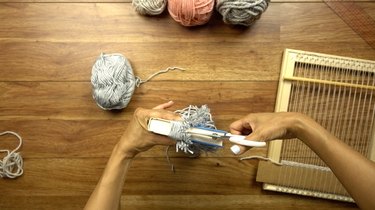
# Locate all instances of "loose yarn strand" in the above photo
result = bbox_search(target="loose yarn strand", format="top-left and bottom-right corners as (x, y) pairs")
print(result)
(0, 131), (24, 179)
(135, 67), (186, 87)
(240, 155), (282, 166)
(165, 146), (176, 173)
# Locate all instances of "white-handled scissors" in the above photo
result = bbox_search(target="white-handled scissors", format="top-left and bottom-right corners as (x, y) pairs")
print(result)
(187, 127), (266, 147)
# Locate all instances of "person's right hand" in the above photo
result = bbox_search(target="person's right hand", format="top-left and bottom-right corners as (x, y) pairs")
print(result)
(229, 112), (305, 155)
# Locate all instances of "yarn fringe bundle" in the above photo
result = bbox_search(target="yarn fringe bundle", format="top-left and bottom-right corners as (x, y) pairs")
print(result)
(132, 0), (269, 27)
(169, 105), (217, 155)
(91, 53), (184, 110)
(0, 131), (24, 179)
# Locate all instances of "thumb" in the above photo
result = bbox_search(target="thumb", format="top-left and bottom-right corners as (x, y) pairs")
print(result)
(230, 132), (263, 156)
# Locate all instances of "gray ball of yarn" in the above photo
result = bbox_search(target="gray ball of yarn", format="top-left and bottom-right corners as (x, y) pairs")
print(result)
(91, 53), (136, 110)
(132, 0), (167, 16)
(216, 0), (270, 27)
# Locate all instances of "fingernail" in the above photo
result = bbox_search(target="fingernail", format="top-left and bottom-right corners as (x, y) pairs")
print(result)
(231, 145), (241, 155)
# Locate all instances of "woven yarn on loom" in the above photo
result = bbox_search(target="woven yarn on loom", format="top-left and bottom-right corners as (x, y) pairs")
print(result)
(132, 0), (167, 16)
(216, 0), (270, 26)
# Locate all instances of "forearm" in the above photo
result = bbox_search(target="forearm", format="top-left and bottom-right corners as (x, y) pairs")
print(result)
(84, 144), (133, 210)
(294, 114), (375, 210)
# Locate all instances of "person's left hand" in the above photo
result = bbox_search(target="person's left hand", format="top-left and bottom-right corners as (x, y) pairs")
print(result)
(117, 101), (181, 157)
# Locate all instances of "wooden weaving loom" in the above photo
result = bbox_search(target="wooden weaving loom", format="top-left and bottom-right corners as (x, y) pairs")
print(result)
(256, 49), (375, 202)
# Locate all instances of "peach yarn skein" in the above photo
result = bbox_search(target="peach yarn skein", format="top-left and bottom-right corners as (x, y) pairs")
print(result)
(168, 0), (215, 26)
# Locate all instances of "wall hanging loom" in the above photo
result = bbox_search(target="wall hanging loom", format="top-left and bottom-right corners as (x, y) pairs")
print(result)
(256, 49), (375, 202)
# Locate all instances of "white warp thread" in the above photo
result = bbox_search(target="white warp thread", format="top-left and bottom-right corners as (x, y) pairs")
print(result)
(91, 53), (185, 110)
(0, 131), (24, 178)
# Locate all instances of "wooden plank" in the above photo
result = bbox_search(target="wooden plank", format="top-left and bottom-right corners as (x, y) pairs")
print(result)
(0, 42), (373, 82)
(0, 196), (88, 210)
(280, 3), (371, 42)
(0, 81), (277, 120)
(324, 0), (375, 49)
(0, 42), (283, 82)
(0, 3), (372, 43)
(0, 194), (359, 210)
(0, 3), (279, 42)
(0, 157), (260, 196)
(0, 119), (268, 158)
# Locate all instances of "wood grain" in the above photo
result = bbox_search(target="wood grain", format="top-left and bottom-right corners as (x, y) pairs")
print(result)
(1, 0), (373, 209)
(0, 42), (373, 82)
(0, 194), (358, 210)
(0, 119), (268, 158)
(0, 3), (279, 43)
(0, 158), (358, 209)
(0, 158), (259, 196)
(0, 81), (277, 120)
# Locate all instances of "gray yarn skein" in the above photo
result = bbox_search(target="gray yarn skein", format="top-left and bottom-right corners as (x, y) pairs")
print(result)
(132, 0), (167, 16)
(91, 53), (136, 110)
(91, 53), (185, 110)
(216, 0), (270, 26)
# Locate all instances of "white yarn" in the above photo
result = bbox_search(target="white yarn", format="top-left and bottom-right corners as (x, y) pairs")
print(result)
(0, 131), (24, 179)
(91, 53), (185, 110)
(169, 105), (217, 155)
(240, 155), (282, 166)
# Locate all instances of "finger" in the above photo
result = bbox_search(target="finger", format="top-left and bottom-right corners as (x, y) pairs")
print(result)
(148, 110), (181, 121)
(153, 101), (174, 110)
(230, 144), (252, 155)
(229, 120), (252, 135)
(229, 120), (245, 134)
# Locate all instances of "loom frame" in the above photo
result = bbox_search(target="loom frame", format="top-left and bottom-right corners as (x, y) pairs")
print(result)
(256, 48), (375, 202)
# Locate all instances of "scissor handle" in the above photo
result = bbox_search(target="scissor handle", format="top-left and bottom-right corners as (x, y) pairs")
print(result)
(228, 135), (266, 147)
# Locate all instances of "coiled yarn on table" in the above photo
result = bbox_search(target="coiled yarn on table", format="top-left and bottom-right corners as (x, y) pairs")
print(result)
(0, 131), (23, 179)
(91, 53), (184, 110)
(216, 0), (270, 26)
(132, 0), (167, 16)
(91, 53), (136, 110)
(168, 0), (215, 26)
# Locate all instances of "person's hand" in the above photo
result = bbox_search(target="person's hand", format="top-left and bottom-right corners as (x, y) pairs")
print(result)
(117, 101), (181, 157)
(229, 112), (306, 155)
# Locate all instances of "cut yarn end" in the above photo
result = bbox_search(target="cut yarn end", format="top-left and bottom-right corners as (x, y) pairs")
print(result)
(168, 0), (215, 26)
(91, 53), (185, 110)
(216, 0), (270, 27)
(170, 105), (217, 155)
(132, 0), (167, 16)
(0, 131), (24, 179)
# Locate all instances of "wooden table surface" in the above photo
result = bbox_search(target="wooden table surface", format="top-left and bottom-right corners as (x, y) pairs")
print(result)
(0, 0), (374, 209)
